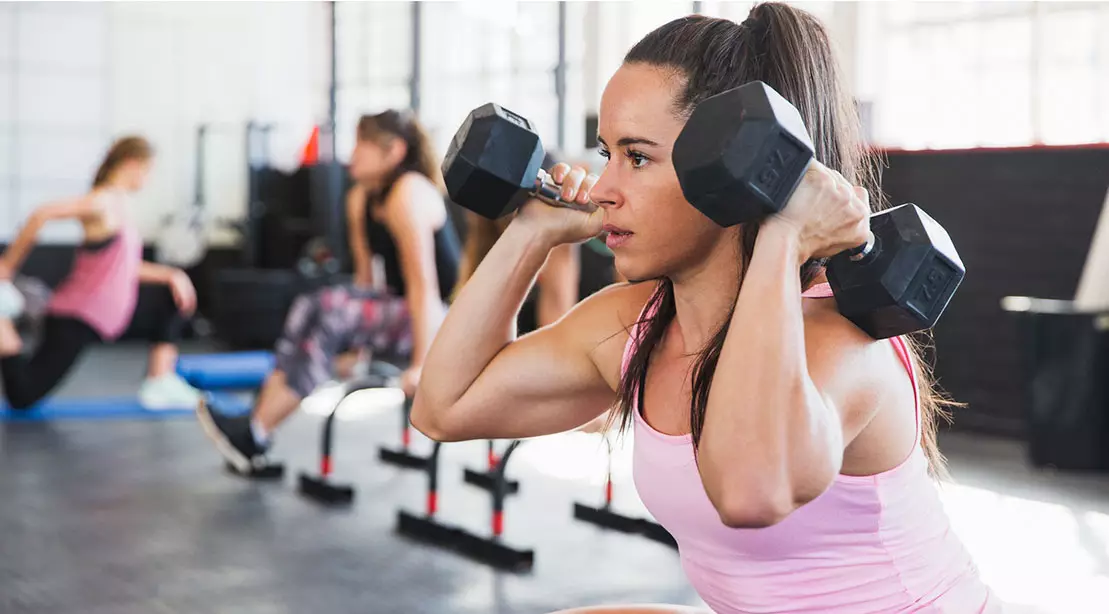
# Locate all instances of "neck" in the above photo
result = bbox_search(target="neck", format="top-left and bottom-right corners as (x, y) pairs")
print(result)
(668, 236), (744, 355)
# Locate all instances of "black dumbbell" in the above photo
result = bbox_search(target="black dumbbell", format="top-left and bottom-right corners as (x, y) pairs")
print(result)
(672, 81), (965, 339)
(442, 103), (584, 219)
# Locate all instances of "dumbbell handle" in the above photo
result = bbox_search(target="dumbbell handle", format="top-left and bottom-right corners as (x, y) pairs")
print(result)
(845, 231), (878, 263)
(532, 169), (596, 213)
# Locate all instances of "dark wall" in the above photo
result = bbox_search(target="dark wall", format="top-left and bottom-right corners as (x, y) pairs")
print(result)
(881, 145), (1109, 436)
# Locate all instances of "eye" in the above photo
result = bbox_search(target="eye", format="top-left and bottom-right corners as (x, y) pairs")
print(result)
(598, 147), (611, 160)
(626, 150), (649, 168)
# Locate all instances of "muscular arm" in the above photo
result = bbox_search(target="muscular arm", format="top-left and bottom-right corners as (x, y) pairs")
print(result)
(1, 195), (100, 273)
(699, 222), (881, 528)
(534, 243), (580, 327)
(410, 220), (641, 442)
(345, 185), (373, 286)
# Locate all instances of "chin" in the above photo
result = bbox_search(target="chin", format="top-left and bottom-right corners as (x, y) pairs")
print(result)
(614, 256), (664, 286)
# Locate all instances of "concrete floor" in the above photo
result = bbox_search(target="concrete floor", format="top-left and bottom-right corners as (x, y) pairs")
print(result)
(2, 342), (1108, 613)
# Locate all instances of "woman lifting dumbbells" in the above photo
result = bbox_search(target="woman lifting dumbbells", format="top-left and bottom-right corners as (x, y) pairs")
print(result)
(196, 110), (462, 473)
(412, 4), (998, 614)
(0, 136), (202, 411)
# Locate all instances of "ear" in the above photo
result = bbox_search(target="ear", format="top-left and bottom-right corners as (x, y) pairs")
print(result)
(388, 137), (408, 166)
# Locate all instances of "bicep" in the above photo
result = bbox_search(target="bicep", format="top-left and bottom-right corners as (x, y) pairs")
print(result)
(536, 244), (580, 323)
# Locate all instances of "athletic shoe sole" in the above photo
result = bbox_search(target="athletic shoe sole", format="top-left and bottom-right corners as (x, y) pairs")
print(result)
(194, 397), (251, 474)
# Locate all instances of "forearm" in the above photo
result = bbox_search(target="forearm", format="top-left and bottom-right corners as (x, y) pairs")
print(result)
(1, 215), (46, 272)
(138, 261), (178, 284)
(351, 244), (373, 281)
(416, 221), (554, 415)
(699, 224), (841, 523)
(535, 245), (580, 327)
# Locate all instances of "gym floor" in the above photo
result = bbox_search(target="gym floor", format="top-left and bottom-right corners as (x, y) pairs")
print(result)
(2, 343), (1107, 614)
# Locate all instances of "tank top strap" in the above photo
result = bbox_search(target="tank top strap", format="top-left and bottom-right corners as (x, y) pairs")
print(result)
(801, 281), (834, 298)
(889, 335), (922, 446)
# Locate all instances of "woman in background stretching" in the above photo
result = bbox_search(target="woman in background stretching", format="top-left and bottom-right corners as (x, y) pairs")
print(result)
(0, 136), (202, 411)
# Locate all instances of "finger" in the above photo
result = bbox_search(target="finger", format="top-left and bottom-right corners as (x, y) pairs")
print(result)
(826, 166), (849, 185)
(853, 185), (870, 207)
(577, 173), (600, 205)
(560, 167), (587, 202)
(548, 162), (572, 184)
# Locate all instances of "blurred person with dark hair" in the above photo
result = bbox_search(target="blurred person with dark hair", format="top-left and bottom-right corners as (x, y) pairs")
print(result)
(196, 110), (462, 472)
(0, 136), (202, 411)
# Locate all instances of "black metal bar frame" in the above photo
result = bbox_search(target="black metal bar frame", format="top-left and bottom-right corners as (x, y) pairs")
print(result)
(395, 441), (534, 572)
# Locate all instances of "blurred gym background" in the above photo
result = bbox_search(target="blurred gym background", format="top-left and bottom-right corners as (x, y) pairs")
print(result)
(2, 2), (1108, 613)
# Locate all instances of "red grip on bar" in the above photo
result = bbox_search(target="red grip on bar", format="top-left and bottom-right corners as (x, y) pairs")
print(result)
(427, 491), (438, 516)
(488, 450), (498, 470)
(402, 427), (411, 448)
(492, 510), (504, 537)
(605, 479), (613, 505)
(320, 456), (332, 477)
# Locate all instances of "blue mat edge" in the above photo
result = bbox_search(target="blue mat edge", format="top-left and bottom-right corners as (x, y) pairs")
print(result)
(0, 392), (251, 422)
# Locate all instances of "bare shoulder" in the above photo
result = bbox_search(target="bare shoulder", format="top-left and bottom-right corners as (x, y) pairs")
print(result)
(383, 172), (445, 225)
(387, 172), (440, 207)
(558, 279), (658, 389)
(802, 298), (915, 423)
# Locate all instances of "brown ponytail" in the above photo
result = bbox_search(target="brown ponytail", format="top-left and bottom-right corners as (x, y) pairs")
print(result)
(613, 3), (955, 479)
(92, 136), (153, 188)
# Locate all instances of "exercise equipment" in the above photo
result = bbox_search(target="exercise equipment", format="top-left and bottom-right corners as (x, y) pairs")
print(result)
(572, 436), (677, 550)
(0, 393), (249, 422)
(672, 81), (965, 339)
(296, 236), (341, 280)
(462, 440), (520, 495)
(396, 440), (534, 572)
(442, 103), (586, 220)
(376, 359), (429, 470)
(299, 364), (406, 505)
(157, 125), (210, 269)
(175, 351), (275, 391)
(175, 351), (284, 479)
(0, 280), (25, 318)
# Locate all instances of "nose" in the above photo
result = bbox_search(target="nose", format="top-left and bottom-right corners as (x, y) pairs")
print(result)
(589, 166), (622, 210)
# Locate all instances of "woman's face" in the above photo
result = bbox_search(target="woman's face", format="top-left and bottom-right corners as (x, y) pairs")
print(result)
(591, 63), (733, 283)
(117, 158), (152, 192)
(349, 135), (404, 186)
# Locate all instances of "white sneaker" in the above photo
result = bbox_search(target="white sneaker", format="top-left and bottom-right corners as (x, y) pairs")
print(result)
(0, 282), (25, 319)
(139, 373), (203, 410)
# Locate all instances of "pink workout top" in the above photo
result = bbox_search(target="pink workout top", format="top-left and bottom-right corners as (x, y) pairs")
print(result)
(47, 191), (143, 341)
(627, 282), (999, 614)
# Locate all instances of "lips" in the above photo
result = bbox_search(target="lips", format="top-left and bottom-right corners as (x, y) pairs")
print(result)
(603, 223), (633, 249)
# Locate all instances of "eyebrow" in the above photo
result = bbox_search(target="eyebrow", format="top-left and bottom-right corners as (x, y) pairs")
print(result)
(596, 135), (662, 148)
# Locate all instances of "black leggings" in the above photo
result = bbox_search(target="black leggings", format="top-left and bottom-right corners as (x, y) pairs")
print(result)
(1, 284), (186, 410)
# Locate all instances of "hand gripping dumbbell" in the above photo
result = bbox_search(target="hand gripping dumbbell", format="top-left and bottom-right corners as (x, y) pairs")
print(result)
(672, 81), (965, 339)
(442, 103), (586, 219)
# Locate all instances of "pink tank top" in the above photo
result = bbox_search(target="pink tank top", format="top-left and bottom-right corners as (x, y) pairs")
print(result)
(47, 192), (143, 341)
(627, 283), (1000, 614)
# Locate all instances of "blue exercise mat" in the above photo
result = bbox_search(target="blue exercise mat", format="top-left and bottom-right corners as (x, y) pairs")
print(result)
(175, 351), (274, 391)
(0, 392), (251, 422)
